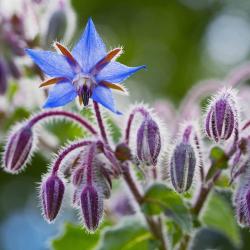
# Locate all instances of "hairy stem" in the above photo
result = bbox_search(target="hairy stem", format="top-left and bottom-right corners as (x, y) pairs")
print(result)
(51, 140), (92, 175)
(122, 163), (168, 250)
(28, 110), (97, 135)
(124, 106), (149, 145)
(93, 101), (109, 144)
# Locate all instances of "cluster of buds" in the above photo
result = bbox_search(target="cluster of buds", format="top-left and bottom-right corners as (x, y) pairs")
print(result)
(169, 125), (197, 193)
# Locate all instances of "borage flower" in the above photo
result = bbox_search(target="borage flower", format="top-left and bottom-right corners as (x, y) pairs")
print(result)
(26, 18), (145, 114)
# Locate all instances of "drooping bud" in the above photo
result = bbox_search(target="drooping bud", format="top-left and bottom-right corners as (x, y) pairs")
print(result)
(41, 174), (65, 222)
(170, 125), (196, 193)
(136, 116), (161, 166)
(80, 185), (103, 232)
(205, 89), (238, 142)
(3, 124), (34, 173)
(0, 57), (7, 94)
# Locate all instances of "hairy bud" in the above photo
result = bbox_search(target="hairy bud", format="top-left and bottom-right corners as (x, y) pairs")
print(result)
(205, 89), (238, 142)
(80, 185), (103, 232)
(41, 174), (65, 222)
(170, 142), (196, 193)
(72, 166), (85, 186)
(136, 117), (161, 166)
(3, 124), (34, 173)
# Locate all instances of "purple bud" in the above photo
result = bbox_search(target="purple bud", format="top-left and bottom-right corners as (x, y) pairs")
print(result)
(80, 185), (103, 232)
(3, 124), (34, 173)
(170, 142), (196, 193)
(205, 90), (237, 142)
(136, 117), (161, 166)
(0, 57), (7, 94)
(72, 166), (85, 186)
(41, 175), (65, 222)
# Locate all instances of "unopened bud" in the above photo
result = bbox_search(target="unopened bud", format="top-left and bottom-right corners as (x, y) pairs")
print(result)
(170, 142), (196, 193)
(0, 57), (7, 94)
(72, 166), (85, 186)
(234, 182), (250, 227)
(205, 89), (238, 142)
(80, 185), (103, 232)
(3, 124), (34, 173)
(41, 174), (65, 222)
(136, 117), (161, 166)
(45, 9), (67, 47)
(7, 59), (21, 79)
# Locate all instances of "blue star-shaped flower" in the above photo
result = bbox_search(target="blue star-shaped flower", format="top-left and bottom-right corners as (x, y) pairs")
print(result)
(25, 18), (145, 114)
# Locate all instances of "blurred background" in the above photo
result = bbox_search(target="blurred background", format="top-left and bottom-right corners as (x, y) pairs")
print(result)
(1, 0), (250, 249)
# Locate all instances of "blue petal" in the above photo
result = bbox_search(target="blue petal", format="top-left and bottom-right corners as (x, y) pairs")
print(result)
(96, 62), (146, 83)
(26, 49), (74, 79)
(92, 85), (122, 114)
(43, 81), (77, 108)
(71, 18), (106, 72)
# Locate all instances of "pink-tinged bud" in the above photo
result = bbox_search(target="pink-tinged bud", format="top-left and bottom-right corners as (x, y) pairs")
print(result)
(3, 124), (34, 173)
(41, 175), (65, 222)
(80, 185), (103, 232)
(205, 89), (238, 142)
(0, 57), (7, 94)
(136, 117), (161, 166)
(170, 142), (196, 193)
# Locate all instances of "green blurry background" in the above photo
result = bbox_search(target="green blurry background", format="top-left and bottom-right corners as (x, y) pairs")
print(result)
(1, 0), (250, 249)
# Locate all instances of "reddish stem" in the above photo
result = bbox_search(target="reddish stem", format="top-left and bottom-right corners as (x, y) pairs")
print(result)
(28, 110), (97, 135)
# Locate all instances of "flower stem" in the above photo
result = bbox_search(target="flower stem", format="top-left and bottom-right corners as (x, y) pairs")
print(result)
(28, 110), (98, 135)
(124, 106), (149, 145)
(93, 101), (109, 144)
(51, 140), (92, 175)
(121, 163), (168, 250)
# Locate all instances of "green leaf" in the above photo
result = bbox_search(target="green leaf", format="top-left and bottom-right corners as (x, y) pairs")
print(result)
(200, 189), (241, 247)
(141, 183), (192, 232)
(165, 221), (182, 249)
(190, 228), (237, 250)
(51, 223), (101, 250)
(206, 146), (228, 181)
(96, 217), (155, 250)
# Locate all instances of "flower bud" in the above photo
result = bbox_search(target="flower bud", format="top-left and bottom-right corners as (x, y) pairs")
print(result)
(41, 174), (65, 222)
(80, 185), (103, 232)
(7, 59), (21, 79)
(136, 117), (161, 166)
(205, 89), (237, 142)
(45, 9), (67, 47)
(3, 124), (34, 173)
(0, 57), (7, 94)
(170, 142), (196, 193)
(72, 166), (85, 186)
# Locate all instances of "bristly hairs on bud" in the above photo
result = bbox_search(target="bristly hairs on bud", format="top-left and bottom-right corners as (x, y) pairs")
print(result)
(38, 172), (66, 223)
(124, 103), (168, 167)
(203, 87), (240, 143)
(167, 121), (200, 193)
(2, 121), (38, 174)
(233, 165), (250, 227)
